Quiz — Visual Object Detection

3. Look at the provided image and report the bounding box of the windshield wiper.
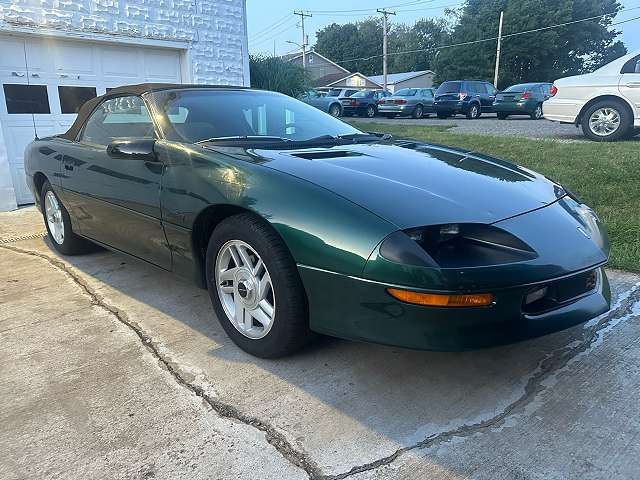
[196,135,291,144]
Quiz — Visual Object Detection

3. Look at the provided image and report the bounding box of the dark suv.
[434,80,498,119]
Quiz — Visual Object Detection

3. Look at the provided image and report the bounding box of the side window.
[421,89,433,99]
[484,83,497,95]
[81,96,155,146]
[621,55,640,74]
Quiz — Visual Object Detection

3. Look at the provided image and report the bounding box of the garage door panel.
[1,34,183,207]
[9,163,32,205]
[52,42,97,79]
[0,37,28,78]
[101,47,141,79]
[143,50,180,82]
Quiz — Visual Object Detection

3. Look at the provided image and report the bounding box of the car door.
[481,82,497,111]
[420,89,435,112]
[60,95,171,269]
[619,54,640,116]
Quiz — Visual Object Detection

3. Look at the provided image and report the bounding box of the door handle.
[626,82,640,88]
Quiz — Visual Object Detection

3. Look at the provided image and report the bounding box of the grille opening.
[523,269,598,315]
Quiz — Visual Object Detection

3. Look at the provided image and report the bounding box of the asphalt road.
[352,114,586,140]
[2,207,640,480]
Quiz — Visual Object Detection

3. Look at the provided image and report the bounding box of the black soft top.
[61,83,247,141]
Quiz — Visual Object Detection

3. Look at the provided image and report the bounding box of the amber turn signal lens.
[387,288,493,307]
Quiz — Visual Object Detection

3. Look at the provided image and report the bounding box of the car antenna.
[22,42,38,140]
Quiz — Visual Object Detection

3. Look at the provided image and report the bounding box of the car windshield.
[504,84,533,93]
[435,82,461,94]
[350,91,372,98]
[148,89,363,144]
[394,88,418,96]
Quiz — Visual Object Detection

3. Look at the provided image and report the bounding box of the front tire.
[581,100,631,142]
[40,180,92,255]
[205,213,312,358]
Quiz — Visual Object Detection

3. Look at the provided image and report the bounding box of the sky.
[247,0,640,61]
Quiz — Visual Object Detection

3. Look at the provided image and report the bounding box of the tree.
[389,19,451,73]
[249,55,309,97]
[433,0,627,88]
[315,18,383,75]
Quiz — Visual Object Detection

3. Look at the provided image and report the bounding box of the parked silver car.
[378,88,435,118]
[299,89,344,117]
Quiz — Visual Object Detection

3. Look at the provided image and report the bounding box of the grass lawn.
[350,121,640,273]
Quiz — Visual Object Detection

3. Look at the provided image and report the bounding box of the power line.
[249,18,299,46]
[333,8,640,64]
[307,0,437,14]
[251,13,291,39]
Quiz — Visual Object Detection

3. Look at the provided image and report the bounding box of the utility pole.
[377,8,395,92]
[294,10,312,70]
[493,10,504,88]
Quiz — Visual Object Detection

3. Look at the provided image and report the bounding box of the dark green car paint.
[25,87,611,351]
[493,82,552,117]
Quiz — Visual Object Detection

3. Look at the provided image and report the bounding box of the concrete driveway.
[2,207,640,480]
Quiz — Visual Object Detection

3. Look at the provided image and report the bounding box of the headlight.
[380,223,537,268]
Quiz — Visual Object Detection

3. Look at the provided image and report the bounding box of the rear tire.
[328,104,341,117]
[530,104,543,120]
[466,104,481,119]
[40,180,93,255]
[412,104,424,119]
[581,100,631,142]
[205,213,313,358]
[364,104,376,118]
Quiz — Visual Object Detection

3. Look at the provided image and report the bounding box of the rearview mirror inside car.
[107,138,157,162]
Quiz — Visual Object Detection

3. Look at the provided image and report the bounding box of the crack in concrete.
[0,244,322,479]
[323,283,640,480]
[4,242,638,480]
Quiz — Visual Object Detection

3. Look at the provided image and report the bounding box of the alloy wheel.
[45,190,64,245]
[534,105,543,119]
[588,107,621,136]
[470,105,479,118]
[329,105,340,117]
[366,105,376,118]
[215,239,275,340]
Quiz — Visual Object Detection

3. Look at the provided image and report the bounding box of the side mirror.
[107,138,157,162]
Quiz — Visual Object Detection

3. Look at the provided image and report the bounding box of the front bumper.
[299,265,610,351]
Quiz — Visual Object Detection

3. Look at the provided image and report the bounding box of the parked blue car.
[434,80,498,119]
[299,89,344,117]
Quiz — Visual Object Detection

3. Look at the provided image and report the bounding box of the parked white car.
[544,49,640,141]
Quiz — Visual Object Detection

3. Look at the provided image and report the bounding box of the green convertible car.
[25,84,610,357]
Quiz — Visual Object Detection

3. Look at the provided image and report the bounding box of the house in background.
[0,0,250,212]
[282,49,353,88]
[322,72,382,91]
[367,70,435,94]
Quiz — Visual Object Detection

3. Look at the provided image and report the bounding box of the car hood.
[246,141,564,229]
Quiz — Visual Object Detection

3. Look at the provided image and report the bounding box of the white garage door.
[0,34,184,205]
